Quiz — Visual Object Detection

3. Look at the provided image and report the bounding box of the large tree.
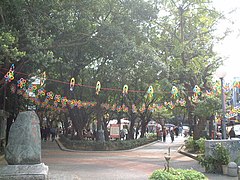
[150,0,225,139]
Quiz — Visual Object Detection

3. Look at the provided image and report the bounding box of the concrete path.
[0,135,238,180]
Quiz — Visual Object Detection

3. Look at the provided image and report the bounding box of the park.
[0,0,240,179]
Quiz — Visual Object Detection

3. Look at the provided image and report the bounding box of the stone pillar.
[0,111,48,179]
[5,111,41,164]
[0,110,9,153]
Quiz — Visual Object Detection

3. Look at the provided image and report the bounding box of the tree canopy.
[0,0,227,140]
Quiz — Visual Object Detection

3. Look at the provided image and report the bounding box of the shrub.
[185,137,205,153]
[195,138,206,154]
[146,133,157,140]
[149,168,207,180]
[198,143,230,173]
[184,137,197,152]
[59,134,157,151]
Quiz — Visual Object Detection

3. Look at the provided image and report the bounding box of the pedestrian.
[156,128,160,140]
[170,129,174,143]
[179,126,183,136]
[229,127,236,139]
[175,126,179,137]
[120,129,125,140]
[42,126,47,141]
[50,127,56,141]
[162,128,167,142]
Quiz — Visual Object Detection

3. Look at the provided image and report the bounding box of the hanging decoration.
[179,99,186,106]
[224,83,230,93]
[205,90,213,97]
[233,81,240,88]
[171,86,179,99]
[140,103,146,113]
[122,85,128,95]
[96,81,101,95]
[37,88,46,97]
[164,101,175,109]
[28,84,37,93]
[17,78,27,89]
[147,85,154,98]
[189,96,199,103]
[70,78,75,91]
[212,81,221,95]
[9,65,240,113]
[4,64,15,82]
[193,85,201,97]
[40,72,46,86]
[132,104,137,113]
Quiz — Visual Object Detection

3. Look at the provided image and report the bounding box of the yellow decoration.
[122,85,128,95]
[96,81,101,95]
[70,78,75,91]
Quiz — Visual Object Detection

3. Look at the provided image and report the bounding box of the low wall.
[205,139,240,165]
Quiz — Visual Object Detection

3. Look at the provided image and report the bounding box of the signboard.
[110,124,120,139]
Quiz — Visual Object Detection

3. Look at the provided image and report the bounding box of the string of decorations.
[1,65,240,116]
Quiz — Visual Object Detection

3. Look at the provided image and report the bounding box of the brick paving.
[0,135,238,180]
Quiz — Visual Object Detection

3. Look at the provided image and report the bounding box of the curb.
[55,138,159,153]
[177,145,199,160]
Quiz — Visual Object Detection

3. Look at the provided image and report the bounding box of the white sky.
[212,0,240,82]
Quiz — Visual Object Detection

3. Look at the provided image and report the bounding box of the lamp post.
[216,70,227,139]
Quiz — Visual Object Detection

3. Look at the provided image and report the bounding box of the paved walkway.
[0,135,238,180]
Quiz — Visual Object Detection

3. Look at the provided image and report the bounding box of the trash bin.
[228,162,238,177]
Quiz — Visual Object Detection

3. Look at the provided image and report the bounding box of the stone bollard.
[238,166,240,180]
[228,162,238,177]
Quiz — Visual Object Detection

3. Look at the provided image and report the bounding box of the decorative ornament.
[132,104,137,113]
[96,81,101,95]
[205,90,213,97]
[147,85,154,98]
[40,72,46,86]
[179,99,186,106]
[54,94,61,102]
[212,81,221,95]
[224,83,230,93]
[122,85,128,95]
[4,64,15,82]
[46,91,54,100]
[191,96,199,103]
[17,78,27,89]
[70,78,75,91]
[61,97,68,107]
[37,88,46,97]
[171,86,179,99]
[193,85,201,97]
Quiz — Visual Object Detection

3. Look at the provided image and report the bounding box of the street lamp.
[216,70,227,139]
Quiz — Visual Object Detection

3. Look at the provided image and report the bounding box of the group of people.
[156,125,182,143]
[40,126,59,142]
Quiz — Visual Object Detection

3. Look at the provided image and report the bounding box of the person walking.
[170,129,175,143]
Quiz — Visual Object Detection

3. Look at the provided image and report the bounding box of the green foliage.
[198,143,230,173]
[146,133,157,140]
[185,137,205,153]
[0,31,25,64]
[194,96,221,119]
[149,168,207,180]
[59,134,156,151]
[196,138,206,154]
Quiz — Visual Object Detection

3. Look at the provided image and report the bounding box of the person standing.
[229,127,236,139]
[162,128,167,142]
